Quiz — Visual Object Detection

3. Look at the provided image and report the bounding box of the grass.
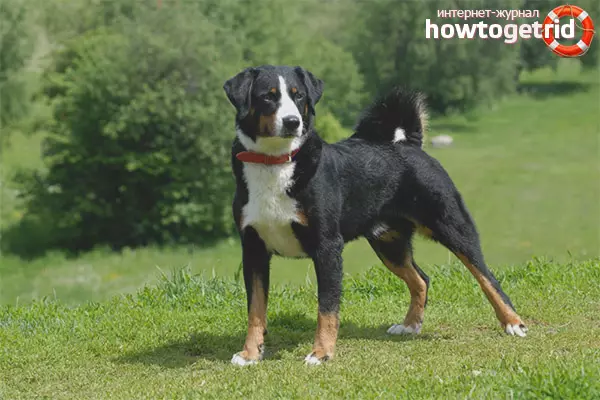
[0,59,599,398]
[1,60,599,305]
[1,258,599,398]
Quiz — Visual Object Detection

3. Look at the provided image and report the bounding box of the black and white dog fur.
[224,65,527,366]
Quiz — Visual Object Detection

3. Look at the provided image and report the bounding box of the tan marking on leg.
[416,224,432,238]
[239,277,267,361]
[259,113,277,137]
[404,217,433,239]
[296,210,308,226]
[381,256,427,328]
[311,312,339,360]
[456,253,522,326]
[379,230,401,242]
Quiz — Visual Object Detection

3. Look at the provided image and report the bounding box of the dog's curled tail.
[353,87,427,147]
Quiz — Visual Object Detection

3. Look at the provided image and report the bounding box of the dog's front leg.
[231,227,271,366]
[305,236,343,365]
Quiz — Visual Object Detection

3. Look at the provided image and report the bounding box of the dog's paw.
[231,352,259,366]
[304,353,322,365]
[504,322,528,337]
[304,352,330,366]
[387,323,421,335]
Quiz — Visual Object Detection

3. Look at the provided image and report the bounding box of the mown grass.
[1,258,599,398]
[1,60,599,305]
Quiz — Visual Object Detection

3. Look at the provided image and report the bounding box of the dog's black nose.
[282,116,300,130]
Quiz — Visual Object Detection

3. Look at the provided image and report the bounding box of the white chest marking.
[242,162,306,257]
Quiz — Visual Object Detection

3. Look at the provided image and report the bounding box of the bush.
[13,6,243,253]
[578,0,599,70]
[0,0,34,129]
[517,0,559,77]
[36,0,366,127]
[350,0,521,114]
[315,112,352,144]
[201,0,365,127]
[282,39,365,127]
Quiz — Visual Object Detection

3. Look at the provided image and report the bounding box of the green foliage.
[518,0,559,76]
[195,0,365,126]
[577,0,599,69]
[2,0,366,255]
[35,0,151,42]
[350,0,522,114]
[14,6,243,253]
[518,0,598,74]
[315,112,351,143]
[36,0,365,127]
[283,39,365,126]
[1,0,597,258]
[0,0,34,128]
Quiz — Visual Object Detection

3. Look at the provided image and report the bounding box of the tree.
[0,0,34,129]
[36,0,365,127]
[517,0,558,78]
[577,0,599,69]
[349,0,521,114]
[35,0,151,43]
[14,5,244,253]
[195,0,365,126]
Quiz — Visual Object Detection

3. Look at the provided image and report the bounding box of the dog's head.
[224,65,323,155]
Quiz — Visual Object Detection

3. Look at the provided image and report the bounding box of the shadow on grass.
[115,311,444,368]
[517,81,589,99]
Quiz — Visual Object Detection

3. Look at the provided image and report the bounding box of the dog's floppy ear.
[223,67,256,119]
[294,66,324,115]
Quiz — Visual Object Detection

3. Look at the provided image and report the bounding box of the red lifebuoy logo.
[542,5,595,57]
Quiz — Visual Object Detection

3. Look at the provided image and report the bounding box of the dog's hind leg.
[368,221,429,335]
[415,199,527,337]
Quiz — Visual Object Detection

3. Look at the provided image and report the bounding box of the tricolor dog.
[224,65,527,366]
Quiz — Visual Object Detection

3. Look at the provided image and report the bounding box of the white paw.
[387,323,421,335]
[504,323,528,337]
[304,353,322,365]
[231,352,258,366]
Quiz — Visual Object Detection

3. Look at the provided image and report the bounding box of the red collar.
[236,148,300,165]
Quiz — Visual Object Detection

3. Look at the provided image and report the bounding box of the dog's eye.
[262,92,277,102]
[294,93,304,100]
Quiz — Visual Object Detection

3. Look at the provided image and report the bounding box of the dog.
[223,65,527,366]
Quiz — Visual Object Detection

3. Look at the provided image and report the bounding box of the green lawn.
[1,258,599,398]
[1,60,599,305]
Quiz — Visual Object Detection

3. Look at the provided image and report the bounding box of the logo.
[542,5,595,57]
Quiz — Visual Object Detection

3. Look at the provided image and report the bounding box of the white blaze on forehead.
[276,75,302,134]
